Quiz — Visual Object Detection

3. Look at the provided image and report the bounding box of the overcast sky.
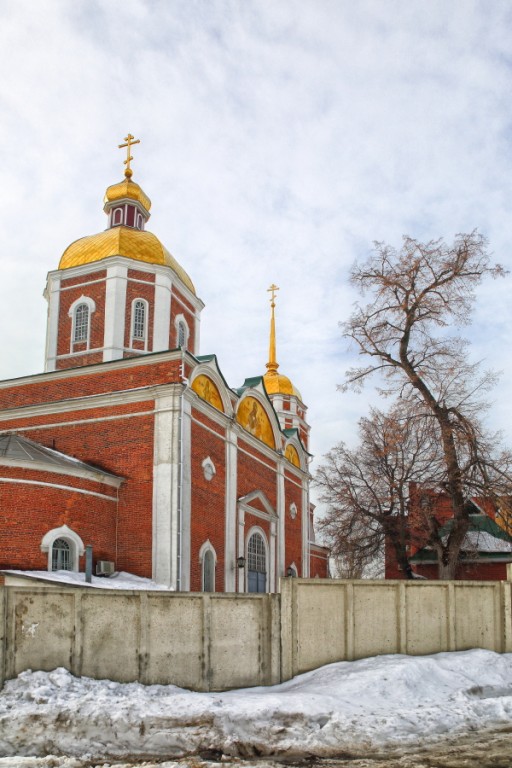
[1,0,512,488]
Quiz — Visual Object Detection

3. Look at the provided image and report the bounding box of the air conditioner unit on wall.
[96,560,115,576]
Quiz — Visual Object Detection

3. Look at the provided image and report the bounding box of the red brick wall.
[0,471,117,571]
[124,272,155,351]
[189,410,227,591]
[237,441,277,508]
[284,473,303,575]
[170,288,195,352]
[5,401,156,577]
[57,273,107,360]
[310,548,329,578]
[412,560,509,581]
[0,358,182,410]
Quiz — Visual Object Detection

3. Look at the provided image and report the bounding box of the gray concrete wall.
[0,586,281,691]
[1,579,511,691]
[280,578,512,679]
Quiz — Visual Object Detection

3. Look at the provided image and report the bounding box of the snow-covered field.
[1,650,512,766]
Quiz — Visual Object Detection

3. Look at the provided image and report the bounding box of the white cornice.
[46,255,204,312]
[0,348,194,390]
[0,382,183,422]
[0,458,123,487]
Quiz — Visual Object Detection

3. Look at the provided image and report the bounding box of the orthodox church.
[0,136,328,591]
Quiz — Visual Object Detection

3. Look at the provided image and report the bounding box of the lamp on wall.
[237,556,246,569]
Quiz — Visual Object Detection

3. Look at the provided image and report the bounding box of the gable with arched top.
[236,391,281,450]
[189,362,234,417]
[283,437,308,471]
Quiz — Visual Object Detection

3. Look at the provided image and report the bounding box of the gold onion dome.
[58,227,196,294]
[263,369,301,398]
[263,284,302,400]
[103,178,152,211]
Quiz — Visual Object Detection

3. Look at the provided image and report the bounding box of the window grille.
[178,320,187,349]
[133,300,146,340]
[52,538,72,571]
[74,303,89,343]
[248,532,266,573]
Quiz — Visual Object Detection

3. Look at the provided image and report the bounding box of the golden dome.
[103,178,151,212]
[59,226,196,294]
[263,370,302,399]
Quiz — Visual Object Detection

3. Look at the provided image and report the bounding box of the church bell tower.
[44,135,204,372]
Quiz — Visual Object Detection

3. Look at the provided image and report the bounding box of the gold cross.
[118,133,140,178]
[267,283,279,307]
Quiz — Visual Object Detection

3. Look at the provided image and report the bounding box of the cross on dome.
[118,133,140,179]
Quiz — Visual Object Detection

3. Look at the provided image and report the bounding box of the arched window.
[178,320,187,349]
[41,525,85,572]
[247,531,267,593]
[203,550,215,592]
[136,213,144,230]
[113,207,123,226]
[52,538,72,571]
[199,541,216,592]
[74,303,89,343]
[132,299,147,342]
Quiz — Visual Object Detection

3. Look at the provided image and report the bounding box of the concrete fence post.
[279,578,294,682]
[0,587,5,688]
[501,581,512,653]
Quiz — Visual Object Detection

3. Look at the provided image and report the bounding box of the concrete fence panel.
[1,579,512,691]
[403,583,449,655]
[144,594,205,689]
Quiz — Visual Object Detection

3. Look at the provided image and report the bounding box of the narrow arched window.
[178,320,187,349]
[132,300,146,341]
[74,303,89,343]
[202,549,215,592]
[247,531,267,593]
[52,538,72,571]
[113,207,123,226]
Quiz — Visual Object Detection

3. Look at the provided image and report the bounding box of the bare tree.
[341,232,509,577]
[316,401,444,578]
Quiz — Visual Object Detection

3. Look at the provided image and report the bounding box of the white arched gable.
[41,524,85,572]
[190,364,234,417]
[237,389,282,450]
[284,436,308,472]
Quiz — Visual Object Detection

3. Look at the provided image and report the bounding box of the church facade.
[0,139,328,591]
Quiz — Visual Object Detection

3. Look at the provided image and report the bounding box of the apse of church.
[0,136,329,591]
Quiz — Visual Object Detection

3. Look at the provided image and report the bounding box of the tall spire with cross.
[266,283,280,377]
[118,133,140,179]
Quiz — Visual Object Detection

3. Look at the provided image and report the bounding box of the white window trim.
[130,297,149,349]
[41,524,85,572]
[199,539,217,592]
[174,314,190,350]
[68,296,96,352]
[245,526,269,593]
[112,207,124,226]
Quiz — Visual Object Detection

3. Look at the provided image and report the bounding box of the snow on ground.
[3,570,174,590]
[2,649,512,764]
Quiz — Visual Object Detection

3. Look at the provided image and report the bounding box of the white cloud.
[0,0,511,495]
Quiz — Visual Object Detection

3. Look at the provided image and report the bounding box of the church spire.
[266,283,280,377]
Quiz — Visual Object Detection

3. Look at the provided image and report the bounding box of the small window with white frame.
[69,296,95,351]
[112,207,123,226]
[175,315,189,350]
[41,525,84,573]
[74,303,89,343]
[131,298,148,346]
[199,540,216,592]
